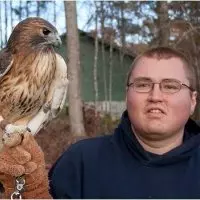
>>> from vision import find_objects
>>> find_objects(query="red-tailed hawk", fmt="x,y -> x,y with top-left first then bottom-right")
0,17 -> 68,143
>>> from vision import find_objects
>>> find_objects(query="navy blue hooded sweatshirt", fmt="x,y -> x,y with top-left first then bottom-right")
49,110 -> 200,199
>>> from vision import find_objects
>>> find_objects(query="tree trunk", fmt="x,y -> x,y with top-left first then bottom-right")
157,1 -> 169,46
10,0 -> 13,29
190,33 -> 200,120
109,6 -> 114,114
37,1 -> 40,17
100,1 -> 108,113
93,3 -> 99,115
0,2 -> 2,48
19,0 -> 22,20
4,1 -> 8,43
53,1 -> 56,25
119,2 -> 125,67
64,1 -> 85,136
26,1 -> 29,18
109,39 -> 113,114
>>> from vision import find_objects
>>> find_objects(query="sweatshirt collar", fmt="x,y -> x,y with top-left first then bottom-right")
113,110 -> 200,166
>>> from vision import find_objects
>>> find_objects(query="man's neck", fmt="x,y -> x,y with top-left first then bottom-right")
132,127 -> 184,155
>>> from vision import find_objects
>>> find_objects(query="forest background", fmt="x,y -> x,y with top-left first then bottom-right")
0,1 -> 199,166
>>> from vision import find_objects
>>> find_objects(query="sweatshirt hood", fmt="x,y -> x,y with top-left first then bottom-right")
113,110 -> 200,166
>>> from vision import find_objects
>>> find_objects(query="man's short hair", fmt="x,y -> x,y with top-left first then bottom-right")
126,46 -> 196,90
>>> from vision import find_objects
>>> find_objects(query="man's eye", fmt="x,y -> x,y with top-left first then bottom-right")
163,84 -> 178,90
136,82 -> 151,88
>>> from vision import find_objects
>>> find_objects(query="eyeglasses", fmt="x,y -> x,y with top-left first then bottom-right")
127,78 -> 194,94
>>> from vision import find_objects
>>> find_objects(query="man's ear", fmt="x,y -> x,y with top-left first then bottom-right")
190,91 -> 197,115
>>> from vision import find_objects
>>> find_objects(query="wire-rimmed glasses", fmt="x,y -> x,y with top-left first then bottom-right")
127,78 -> 194,94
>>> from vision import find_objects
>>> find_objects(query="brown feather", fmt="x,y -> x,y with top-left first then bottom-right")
0,17 -> 58,124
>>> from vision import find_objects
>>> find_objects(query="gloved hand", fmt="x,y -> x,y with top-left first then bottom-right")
0,126 -> 52,199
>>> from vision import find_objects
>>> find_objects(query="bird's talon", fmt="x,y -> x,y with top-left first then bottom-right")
26,127 -> 31,133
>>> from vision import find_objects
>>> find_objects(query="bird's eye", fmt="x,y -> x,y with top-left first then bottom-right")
43,28 -> 51,35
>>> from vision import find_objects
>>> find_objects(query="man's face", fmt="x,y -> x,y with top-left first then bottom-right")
126,57 -> 197,140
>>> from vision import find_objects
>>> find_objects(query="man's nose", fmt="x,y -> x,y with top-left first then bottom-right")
147,83 -> 163,102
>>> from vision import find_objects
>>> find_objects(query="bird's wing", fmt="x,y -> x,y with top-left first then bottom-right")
50,53 -> 68,117
27,53 -> 68,135
0,48 -> 13,78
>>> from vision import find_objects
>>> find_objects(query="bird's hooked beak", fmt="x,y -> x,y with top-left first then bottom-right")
48,32 -> 62,47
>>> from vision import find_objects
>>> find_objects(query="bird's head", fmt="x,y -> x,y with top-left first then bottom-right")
7,17 -> 62,53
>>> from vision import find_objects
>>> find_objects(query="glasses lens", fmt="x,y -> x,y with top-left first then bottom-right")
134,79 -> 152,92
161,79 -> 181,93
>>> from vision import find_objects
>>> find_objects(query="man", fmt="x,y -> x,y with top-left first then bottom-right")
0,46 -> 200,199
48,46 -> 200,198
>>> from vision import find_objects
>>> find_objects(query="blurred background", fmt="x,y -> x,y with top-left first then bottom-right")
1,0 -> 200,166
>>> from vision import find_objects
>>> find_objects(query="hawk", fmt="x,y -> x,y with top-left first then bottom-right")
0,17 -> 68,142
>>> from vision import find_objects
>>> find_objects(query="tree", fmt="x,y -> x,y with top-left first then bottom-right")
25,1 -> 31,18
156,1 -> 169,46
4,1 -> 8,43
108,6 -> 115,114
93,2 -> 99,114
19,0 -> 22,20
64,1 -> 85,136
53,1 -> 56,25
99,1 -> 108,113
0,2 -> 2,48
114,1 -> 126,66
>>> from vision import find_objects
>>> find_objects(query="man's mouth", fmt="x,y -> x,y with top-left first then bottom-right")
148,109 -> 163,113
146,107 -> 166,114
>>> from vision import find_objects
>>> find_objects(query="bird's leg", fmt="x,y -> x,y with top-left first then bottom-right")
2,129 -> 23,147
1,117 -> 31,144
4,124 -> 27,136
0,120 -> 25,149
4,116 -> 33,136
0,116 -> 28,136
2,124 -> 27,147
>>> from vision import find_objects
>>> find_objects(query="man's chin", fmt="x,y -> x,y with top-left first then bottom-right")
145,125 -> 169,138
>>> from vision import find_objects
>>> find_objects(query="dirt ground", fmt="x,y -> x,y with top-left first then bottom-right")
35,107 -> 120,167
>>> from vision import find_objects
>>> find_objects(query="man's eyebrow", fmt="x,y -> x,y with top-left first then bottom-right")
134,77 -> 152,81
162,78 -> 179,81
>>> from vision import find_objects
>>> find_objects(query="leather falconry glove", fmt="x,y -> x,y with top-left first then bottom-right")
0,122 -> 52,199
